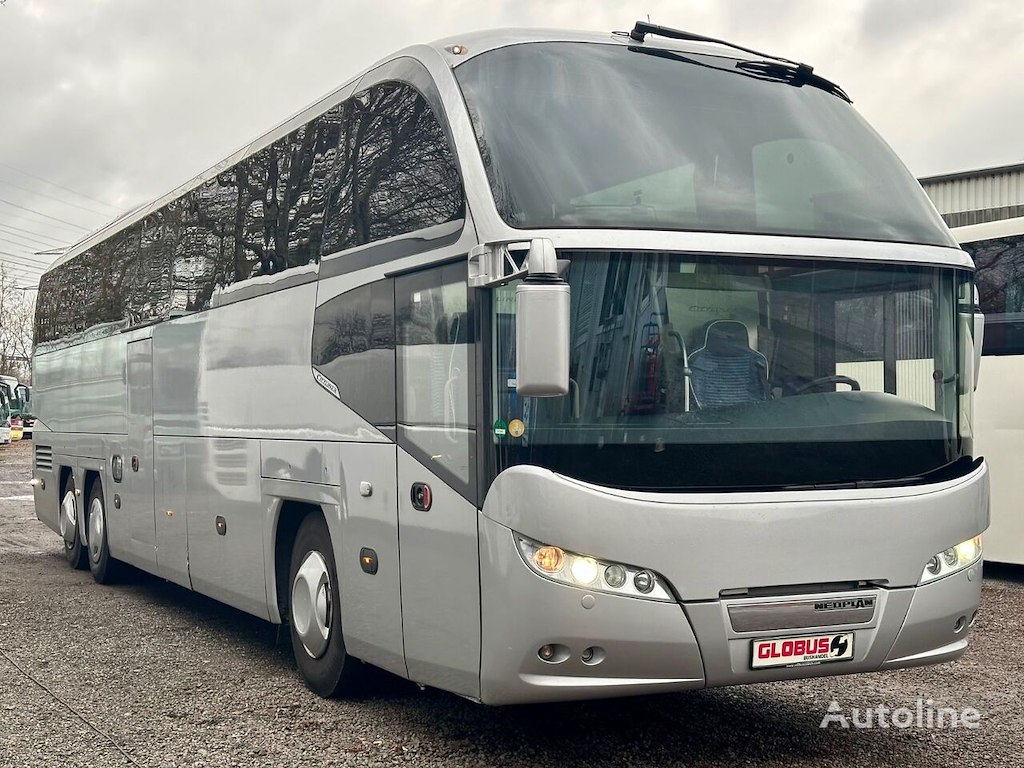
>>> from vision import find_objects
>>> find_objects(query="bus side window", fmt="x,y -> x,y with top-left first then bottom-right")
312,279 -> 396,428
321,81 -> 465,256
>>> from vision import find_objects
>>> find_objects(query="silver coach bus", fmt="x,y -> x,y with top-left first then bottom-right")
31,23 -> 988,704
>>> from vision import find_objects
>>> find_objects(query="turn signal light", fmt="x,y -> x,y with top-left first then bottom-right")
533,546 -> 565,573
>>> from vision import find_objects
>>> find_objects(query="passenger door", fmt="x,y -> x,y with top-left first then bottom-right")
395,264 -> 481,698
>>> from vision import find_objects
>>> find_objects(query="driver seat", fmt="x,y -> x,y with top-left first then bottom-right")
688,320 -> 769,409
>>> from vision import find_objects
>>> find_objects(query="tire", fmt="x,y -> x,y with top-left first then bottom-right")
60,475 -> 87,570
86,478 -> 120,584
288,513 -> 361,697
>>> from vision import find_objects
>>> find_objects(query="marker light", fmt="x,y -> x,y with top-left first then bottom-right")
604,564 -> 627,589
515,534 -> 674,601
920,536 -> 982,584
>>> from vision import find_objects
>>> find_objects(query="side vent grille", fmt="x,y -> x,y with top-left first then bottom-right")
34,445 -> 53,472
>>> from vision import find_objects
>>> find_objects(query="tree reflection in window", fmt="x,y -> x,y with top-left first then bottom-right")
322,82 -> 464,254
35,78 -> 463,344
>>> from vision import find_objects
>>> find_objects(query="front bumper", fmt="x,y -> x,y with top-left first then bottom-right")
479,516 -> 982,705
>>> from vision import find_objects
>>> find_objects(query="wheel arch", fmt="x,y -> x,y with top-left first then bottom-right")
272,499 -> 329,625
58,464 -> 73,494
84,468 -> 103,499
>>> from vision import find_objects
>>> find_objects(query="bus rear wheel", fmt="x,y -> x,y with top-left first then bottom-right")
86,478 -> 120,584
288,513 -> 361,697
60,475 -> 87,570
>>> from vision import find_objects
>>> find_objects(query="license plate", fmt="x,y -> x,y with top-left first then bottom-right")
751,632 -> 854,669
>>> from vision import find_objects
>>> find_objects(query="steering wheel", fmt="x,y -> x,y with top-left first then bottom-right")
791,375 -> 861,395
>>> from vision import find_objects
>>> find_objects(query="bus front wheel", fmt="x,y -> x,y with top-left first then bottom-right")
288,513 -> 361,697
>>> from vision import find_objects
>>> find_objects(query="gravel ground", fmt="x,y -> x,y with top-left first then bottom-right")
1,437 -> 1022,768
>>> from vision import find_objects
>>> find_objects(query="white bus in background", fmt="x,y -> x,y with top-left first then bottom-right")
955,216 -> 1024,565
31,22 -> 988,705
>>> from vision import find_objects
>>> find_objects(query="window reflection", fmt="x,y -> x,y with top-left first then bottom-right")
965,236 -> 1024,355
322,82 -> 464,254
396,264 -> 474,496
312,280 -> 396,426
35,78 -> 464,345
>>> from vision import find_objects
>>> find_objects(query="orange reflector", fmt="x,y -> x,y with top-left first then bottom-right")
533,546 -> 565,573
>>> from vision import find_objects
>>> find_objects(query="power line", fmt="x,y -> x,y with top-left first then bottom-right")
0,264 -> 45,280
0,161 -> 121,213
0,261 -> 45,278
0,267 -> 43,286
0,177 -> 115,219
1,255 -> 53,273
0,239 -> 57,257
0,247 -> 54,265
0,233 -> 59,253
0,221 -> 71,246
0,229 -> 62,250
0,197 -> 93,232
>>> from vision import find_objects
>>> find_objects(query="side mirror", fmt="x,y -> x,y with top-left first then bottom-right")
515,239 -> 570,397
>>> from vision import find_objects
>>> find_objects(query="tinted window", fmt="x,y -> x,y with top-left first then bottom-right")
36,110 -> 343,343
312,280 -> 396,426
322,82 -> 464,255
966,235 -> 1024,355
456,42 -> 954,246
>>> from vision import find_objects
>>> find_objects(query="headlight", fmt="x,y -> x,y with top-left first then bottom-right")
515,534 -> 674,602
920,536 -> 982,584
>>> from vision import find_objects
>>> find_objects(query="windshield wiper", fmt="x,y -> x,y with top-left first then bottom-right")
776,457 -> 981,491
734,60 -> 850,103
623,20 -> 851,103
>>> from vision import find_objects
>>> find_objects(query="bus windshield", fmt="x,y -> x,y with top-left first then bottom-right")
491,252 -> 975,491
456,42 -> 955,247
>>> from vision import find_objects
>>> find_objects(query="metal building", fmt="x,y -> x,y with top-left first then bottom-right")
920,162 -> 1024,228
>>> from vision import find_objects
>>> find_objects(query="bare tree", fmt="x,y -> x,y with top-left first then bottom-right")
0,262 -> 35,381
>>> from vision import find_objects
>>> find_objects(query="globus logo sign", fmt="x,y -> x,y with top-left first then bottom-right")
751,632 -> 855,669
757,637 -> 832,660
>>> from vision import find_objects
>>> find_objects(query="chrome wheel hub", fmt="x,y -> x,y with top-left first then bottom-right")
87,497 -> 104,565
59,491 -> 77,547
291,551 -> 332,659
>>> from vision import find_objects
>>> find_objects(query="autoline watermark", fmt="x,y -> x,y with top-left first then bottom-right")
820,699 -> 982,729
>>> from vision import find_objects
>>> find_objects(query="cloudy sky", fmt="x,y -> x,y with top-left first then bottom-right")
0,0 -> 1021,287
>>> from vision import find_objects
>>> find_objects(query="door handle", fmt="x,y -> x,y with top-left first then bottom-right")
411,482 -> 432,511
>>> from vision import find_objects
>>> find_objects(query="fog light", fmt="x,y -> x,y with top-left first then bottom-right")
533,546 -> 565,574
538,644 -> 554,661
581,647 -> 594,663
604,564 -> 627,589
634,570 -> 655,594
